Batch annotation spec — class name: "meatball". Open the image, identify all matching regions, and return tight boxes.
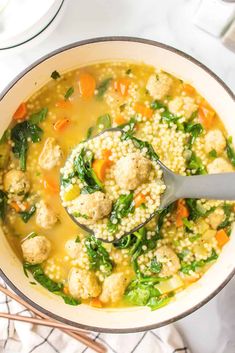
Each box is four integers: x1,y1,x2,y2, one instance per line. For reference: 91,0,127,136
68,267,101,300
4,170,30,199
154,246,180,277
36,201,58,229
21,235,51,264
114,153,152,190
168,96,197,119
99,273,128,304
72,191,112,224
207,210,225,230
146,72,172,100
207,157,233,174
65,240,81,259
205,129,226,154
39,137,62,170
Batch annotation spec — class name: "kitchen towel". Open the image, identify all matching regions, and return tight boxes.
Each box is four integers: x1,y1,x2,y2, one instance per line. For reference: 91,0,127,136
0,278,189,353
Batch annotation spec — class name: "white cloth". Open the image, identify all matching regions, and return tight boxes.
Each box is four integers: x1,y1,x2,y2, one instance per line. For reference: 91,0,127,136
0,279,189,353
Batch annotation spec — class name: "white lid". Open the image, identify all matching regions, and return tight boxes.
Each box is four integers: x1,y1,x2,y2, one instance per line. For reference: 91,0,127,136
0,0,64,49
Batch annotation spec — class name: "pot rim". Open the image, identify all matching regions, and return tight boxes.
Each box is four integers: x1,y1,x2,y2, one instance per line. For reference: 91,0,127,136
0,36,234,333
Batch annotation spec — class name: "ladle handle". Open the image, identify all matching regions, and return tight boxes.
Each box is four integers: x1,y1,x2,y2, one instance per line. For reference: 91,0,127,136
175,173,235,200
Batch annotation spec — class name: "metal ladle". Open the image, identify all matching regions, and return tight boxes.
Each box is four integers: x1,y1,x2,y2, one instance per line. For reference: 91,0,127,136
63,128,235,242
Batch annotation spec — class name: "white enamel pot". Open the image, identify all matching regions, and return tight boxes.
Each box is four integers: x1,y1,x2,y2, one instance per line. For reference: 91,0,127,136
0,37,234,333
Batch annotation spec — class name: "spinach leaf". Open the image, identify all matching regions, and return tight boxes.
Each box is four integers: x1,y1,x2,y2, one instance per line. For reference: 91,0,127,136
226,136,235,167
96,114,112,129
150,257,162,274
185,123,203,147
0,190,7,219
96,78,112,98
107,193,134,233
126,69,132,75
147,296,171,310
75,235,80,243
74,148,103,193
51,70,61,80
209,149,217,159
20,205,36,223
187,151,207,175
217,204,233,230
186,199,215,221
23,263,80,305
64,86,74,100
84,235,113,275
11,121,43,171
0,129,11,144
155,204,174,240
121,130,159,162
86,126,94,139
150,100,166,110
125,282,160,306
114,234,132,249
29,108,48,124
180,249,218,274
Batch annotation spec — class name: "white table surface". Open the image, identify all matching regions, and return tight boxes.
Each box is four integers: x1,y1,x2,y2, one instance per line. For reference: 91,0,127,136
0,1,235,352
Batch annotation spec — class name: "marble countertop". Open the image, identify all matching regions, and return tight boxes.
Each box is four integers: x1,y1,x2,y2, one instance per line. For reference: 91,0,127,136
0,0,235,352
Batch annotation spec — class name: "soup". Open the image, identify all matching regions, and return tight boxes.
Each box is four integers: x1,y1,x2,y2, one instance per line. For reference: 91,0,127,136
1,62,235,310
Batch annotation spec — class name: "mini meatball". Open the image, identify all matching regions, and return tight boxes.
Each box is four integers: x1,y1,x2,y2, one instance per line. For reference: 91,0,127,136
146,72,172,100
114,152,152,190
154,246,180,277
72,191,112,224
205,129,226,154
4,170,30,199
36,201,58,229
168,96,197,119
99,273,128,304
39,137,62,170
68,267,101,300
207,157,233,174
21,235,51,264
207,210,225,230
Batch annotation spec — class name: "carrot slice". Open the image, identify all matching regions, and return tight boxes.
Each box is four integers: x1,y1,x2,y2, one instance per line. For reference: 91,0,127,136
134,102,153,119
134,193,147,207
90,297,102,308
182,83,195,96
63,286,69,295
54,118,70,131
102,149,112,160
78,73,96,98
176,199,189,227
216,229,229,247
113,78,130,96
43,177,59,193
92,159,112,182
55,100,72,109
13,103,27,120
11,202,21,213
114,115,127,125
198,103,215,129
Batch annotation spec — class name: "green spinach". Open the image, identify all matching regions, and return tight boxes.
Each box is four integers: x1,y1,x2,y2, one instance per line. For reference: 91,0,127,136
51,70,60,80
20,205,36,223
0,190,7,219
96,78,112,98
74,148,103,193
84,235,113,275
187,151,207,175
96,114,112,129
186,199,215,221
64,86,74,100
180,249,218,274
226,136,235,167
29,108,48,124
217,204,233,230
107,193,134,233
185,123,203,147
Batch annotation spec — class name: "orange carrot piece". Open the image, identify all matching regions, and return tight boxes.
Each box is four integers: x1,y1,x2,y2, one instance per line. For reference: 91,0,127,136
55,100,72,109
134,102,153,119
90,297,102,308
54,118,70,131
78,73,96,98
176,199,189,227
102,149,112,160
134,193,147,207
182,83,195,96
216,229,229,247
63,286,69,295
198,103,215,129
92,159,111,182
114,115,127,125
43,178,59,193
113,78,130,97
13,103,27,120
11,202,21,213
